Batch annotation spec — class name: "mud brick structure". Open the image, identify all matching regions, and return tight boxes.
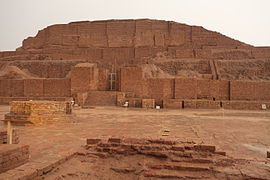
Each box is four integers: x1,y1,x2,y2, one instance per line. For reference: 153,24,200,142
0,144,29,173
5,101,72,125
142,99,155,109
163,99,183,109
0,128,19,144
64,137,264,179
0,19,270,110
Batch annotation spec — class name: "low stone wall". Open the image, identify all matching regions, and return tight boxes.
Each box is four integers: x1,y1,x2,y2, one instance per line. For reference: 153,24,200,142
10,101,67,115
142,99,155,109
222,101,270,110
0,144,29,173
83,91,118,107
163,99,183,109
0,97,71,105
5,101,72,125
0,129,19,144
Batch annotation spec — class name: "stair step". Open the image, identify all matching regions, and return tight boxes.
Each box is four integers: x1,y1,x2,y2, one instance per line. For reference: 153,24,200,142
143,169,213,179
147,162,212,172
171,157,214,164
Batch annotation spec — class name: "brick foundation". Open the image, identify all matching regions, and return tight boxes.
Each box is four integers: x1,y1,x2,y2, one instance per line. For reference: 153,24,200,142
0,144,29,173
222,101,270,110
0,129,19,144
142,99,155,109
5,101,71,125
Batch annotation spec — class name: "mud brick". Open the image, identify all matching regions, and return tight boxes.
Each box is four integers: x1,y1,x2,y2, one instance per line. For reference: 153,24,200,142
0,144,29,173
86,138,101,145
108,138,122,143
171,146,185,151
142,99,155,109
163,99,183,109
194,145,216,152
215,151,226,156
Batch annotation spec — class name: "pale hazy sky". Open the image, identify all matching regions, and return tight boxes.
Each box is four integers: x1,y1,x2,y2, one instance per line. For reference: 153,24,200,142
0,0,269,51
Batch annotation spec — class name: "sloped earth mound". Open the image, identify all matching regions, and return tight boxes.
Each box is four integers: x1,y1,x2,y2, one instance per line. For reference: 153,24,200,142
40,138,270,180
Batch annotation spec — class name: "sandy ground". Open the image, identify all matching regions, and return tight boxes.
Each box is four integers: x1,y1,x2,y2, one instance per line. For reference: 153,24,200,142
0,105,270,177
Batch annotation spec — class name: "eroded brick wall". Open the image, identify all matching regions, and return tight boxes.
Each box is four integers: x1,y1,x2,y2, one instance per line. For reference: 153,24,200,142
0,144,29,173
70,64,98,95
230,81,270,100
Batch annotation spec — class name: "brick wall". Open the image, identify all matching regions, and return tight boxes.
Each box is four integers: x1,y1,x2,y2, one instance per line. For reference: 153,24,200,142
230,81,270,101
83,91,117,106
43,79,71,97
183,100,220,109
222,101,270,110
0,80,10,97
163,99,182,109
0,144,29,173
24,79,44,97
98,68,109,91
70,63,99,94
143,78,174,100
175,78,197,99
119,66,144,97
10,80,24,97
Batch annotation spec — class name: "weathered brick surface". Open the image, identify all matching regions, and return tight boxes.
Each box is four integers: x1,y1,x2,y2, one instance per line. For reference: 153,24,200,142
163,99,183,109
196,100,221,109
230,81,270,101
0,97,69,105
183,100,197,109
183,100,220,109
0,129,19,144
175,79,197,99
24,79,44,97
43,79,71,97
143,79,174,100
142,99,155,109
126,98,142,108
9,80,24,97
98,68,109,91
0,144,29,173
119,66,144,97
83,91,117,106
70,63,98,94
7,101,70,125
222,101,270,110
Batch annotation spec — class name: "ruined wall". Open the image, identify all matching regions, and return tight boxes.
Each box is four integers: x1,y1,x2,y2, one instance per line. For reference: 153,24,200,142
83,91,117,106
0,145,29,173
0,129,19,144
0,79,71,98
216,60,270,81
222,101,270,110
0,19,256,63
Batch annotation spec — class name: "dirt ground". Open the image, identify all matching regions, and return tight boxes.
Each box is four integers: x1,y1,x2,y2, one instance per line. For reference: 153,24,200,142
0,105,270,179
